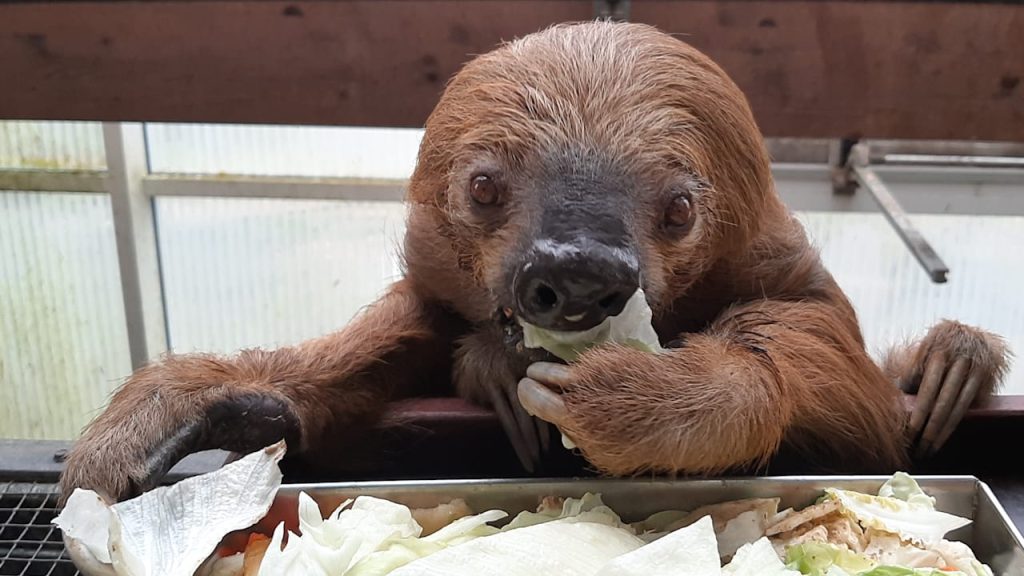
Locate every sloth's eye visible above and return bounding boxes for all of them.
[665,192,693,229]
[470,174,501,205]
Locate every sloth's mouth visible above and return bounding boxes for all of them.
[496,306,524,347]
[495,305,557,363]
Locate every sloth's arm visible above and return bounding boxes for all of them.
[519,299,911,475]
[59,279,451,504]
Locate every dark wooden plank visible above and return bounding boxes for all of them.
[0,1,592,126]
[630,1,1024,140]
[1,1,1023,140]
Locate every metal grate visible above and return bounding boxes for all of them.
[0,482,78,576]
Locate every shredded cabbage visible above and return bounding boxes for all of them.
[519,289,663,362]
[724,538,801,576]
[388,516,644,575]
[821,488,971,547]
[595,515,721,576]
[503,493,629,532]
[257,494,507,576]
[785,542,876,576]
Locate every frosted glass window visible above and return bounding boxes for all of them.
[798,211,1024,394]
[0,121,106,170]
[145,123,423,180]
[0,192,131,440]
[156,197,406,354]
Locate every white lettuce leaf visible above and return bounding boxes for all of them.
[595,515,721,576]
[822,488,971,546]
[347,510,507,576]
[503,493,629,532]
[389,516,644,576]
[260,493,508,576]
[54,441,286,576]
[723,537,801,576]
[520,289,663,362]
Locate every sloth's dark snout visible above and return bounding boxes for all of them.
[514,240,639,331]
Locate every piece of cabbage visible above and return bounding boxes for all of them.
[519,289,663,362]
[785,542,876,576]
[258,493,507,576]
[594,515,721,576]
[877,473,936,509]
[502,493,630,532]
[53,441,286,576]
[821,488,971,547]
[347,510,506,576]
[387,515,645,576]
[723,537,801,576]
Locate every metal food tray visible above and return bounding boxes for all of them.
[65,476,1024,575]
[234,476,1024,575]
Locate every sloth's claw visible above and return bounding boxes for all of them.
[489,379,544,473]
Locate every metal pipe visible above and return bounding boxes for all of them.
[852,164,950,283]
[880,154,1024,169]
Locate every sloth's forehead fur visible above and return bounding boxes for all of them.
[413,21,771,209]
[402,21,780,323]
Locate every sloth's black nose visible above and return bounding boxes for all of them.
[515,241,640,331]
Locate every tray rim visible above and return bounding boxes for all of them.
[272,474,1024,549]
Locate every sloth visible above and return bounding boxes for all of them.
[59,21,1009,504]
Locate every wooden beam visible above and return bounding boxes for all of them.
[0,1,591,127]
[0,1,1022,139]
[629,1,1024,141]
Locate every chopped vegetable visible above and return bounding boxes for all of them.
[257,493,507,576]
[388,516,644,575]
[595,515,721,576]
[723,538,801,576]
[520,289,663,362]
[821,488,970,547]
[785,541,876,575]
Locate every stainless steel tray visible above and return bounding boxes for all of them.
[243,475,1024,575]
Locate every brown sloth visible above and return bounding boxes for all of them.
[59,21,1009,504]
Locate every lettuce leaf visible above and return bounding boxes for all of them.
[258,493,507,576]
[520,289,663,362]
[723,537,801,576]
[595,515,721,576]
[503,493,629,532]
[785,542,875,576]
[822,488,971,547]
[389,517,644,575]
[877,473,936,509]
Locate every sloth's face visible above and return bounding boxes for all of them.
[406,22,773,337]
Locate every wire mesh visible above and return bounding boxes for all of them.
[0,482,78,576]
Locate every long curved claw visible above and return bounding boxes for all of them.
[536,413,552,454]
[908,351,948,439]
[488,380,540,473]
[921,366,984,457]
[915,357,970,458]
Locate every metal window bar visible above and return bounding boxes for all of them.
[0,482,78,575]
